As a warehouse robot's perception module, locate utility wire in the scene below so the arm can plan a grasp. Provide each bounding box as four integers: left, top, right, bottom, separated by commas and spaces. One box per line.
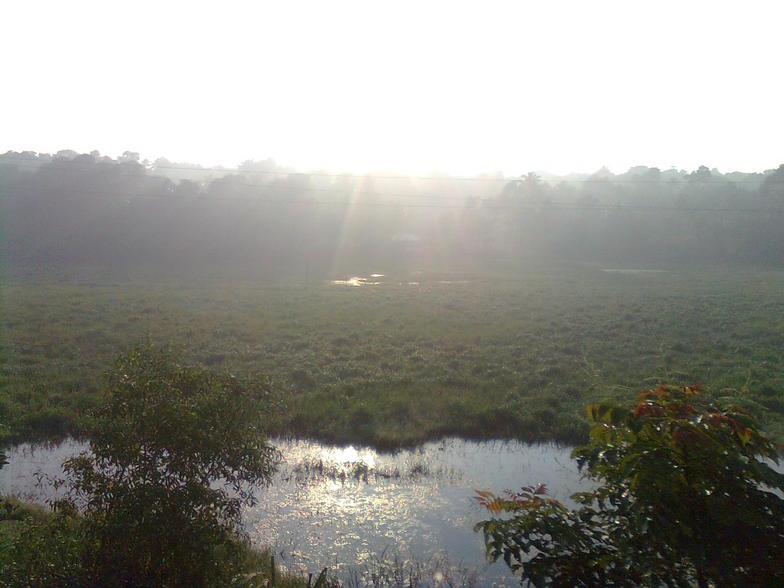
4, 186, 784, 215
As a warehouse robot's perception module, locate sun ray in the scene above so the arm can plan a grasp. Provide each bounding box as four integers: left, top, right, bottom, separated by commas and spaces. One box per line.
329, 175, 367, 280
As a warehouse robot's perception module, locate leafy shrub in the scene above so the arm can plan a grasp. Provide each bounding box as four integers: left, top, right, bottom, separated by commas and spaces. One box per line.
0, 501, 90, 588
59, 344, 280, 587
476, 384, 784, 587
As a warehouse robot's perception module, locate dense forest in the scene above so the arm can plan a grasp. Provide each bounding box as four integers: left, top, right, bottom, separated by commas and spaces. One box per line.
2, 150, 783, 277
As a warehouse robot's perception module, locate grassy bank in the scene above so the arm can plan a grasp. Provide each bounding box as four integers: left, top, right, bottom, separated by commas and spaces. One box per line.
3, 266, 784, 448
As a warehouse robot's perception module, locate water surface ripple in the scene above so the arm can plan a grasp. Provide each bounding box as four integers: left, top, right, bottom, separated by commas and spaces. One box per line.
2, 437, 588, 584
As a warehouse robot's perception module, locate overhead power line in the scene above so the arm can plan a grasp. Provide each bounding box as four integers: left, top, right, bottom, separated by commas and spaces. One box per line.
4, 186, 784, 215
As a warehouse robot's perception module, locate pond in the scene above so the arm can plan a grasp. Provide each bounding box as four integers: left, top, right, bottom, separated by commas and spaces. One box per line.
1, 438, 589, 585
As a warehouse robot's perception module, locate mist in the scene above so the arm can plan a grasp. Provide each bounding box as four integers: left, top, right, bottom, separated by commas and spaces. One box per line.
2, 150, 783, 281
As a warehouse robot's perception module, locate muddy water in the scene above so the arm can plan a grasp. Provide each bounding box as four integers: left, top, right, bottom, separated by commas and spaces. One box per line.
1, 438, 588, 584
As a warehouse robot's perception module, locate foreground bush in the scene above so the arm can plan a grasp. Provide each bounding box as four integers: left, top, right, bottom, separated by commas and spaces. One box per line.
476, 384, 784, 587
0, 499, 91, 587
2, 344, 280, 587
0, 504, 323, 588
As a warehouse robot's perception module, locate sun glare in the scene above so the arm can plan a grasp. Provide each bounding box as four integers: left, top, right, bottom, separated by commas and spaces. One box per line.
322, 446, 376, 469
2, 1, 783, 174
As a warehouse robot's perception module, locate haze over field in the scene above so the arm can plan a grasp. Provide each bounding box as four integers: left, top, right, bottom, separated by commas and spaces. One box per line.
2, 151, 783, 278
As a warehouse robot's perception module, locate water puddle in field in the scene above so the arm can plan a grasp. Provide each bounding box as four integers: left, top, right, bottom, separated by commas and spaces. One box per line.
331, 274, 385, 287
331, 273, 473, 289
1, 438, 587, 584
601, 268, 670, 274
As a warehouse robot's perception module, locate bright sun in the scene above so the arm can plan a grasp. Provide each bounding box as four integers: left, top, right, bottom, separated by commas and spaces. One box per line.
2, 0, 783, 174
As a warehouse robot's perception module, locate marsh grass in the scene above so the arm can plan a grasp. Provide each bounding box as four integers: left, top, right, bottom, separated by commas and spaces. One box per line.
342, 549, 480, 588
284, 456, 452, 484
3, 267, 784, 447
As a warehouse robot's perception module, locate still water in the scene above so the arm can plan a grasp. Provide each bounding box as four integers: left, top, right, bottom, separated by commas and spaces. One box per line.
2, 438, 589, 584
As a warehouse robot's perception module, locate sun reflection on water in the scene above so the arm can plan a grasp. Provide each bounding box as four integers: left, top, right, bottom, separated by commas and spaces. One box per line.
245, 438, 588, 583
3, 437, 589, 584
321, 445, 376, 469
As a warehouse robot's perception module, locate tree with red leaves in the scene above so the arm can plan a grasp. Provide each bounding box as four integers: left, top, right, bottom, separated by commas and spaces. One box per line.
476, 385, 784, 587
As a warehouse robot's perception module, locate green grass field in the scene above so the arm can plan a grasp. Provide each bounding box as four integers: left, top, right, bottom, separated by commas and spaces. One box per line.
3, 266, 784, 448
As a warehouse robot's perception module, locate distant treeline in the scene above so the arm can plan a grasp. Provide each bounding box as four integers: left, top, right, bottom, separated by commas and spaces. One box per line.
2, 150, 783, 276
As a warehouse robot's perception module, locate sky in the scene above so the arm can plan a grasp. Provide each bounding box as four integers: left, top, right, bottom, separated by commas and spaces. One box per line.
2, 0, 783, 176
